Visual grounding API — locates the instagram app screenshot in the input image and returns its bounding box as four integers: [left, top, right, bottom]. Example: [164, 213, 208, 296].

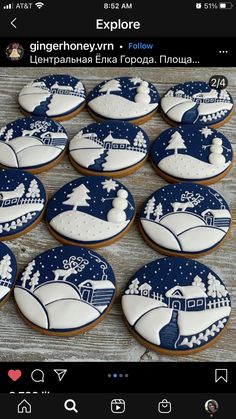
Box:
[0, 1, 235, 417]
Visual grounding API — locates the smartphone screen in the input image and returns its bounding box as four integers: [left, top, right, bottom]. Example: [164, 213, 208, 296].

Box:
[0, 1, 235, 418]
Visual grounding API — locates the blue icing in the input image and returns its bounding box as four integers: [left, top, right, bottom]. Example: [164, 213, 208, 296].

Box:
[14, 246, 115, 332]
[87, 77, 160, 120]
[139, 182, 231, 255]
[0, 169, 46, 238]
[46, 176, 135, 245]
[0, 117, 68, 170]
[0, 242, 17, 304]
[150, 125, 232, 182]
[161, 81, 233, 125]
[20, 74, 86, 117]
[70, 120, 149, 173]
[122, 257, 231, 352]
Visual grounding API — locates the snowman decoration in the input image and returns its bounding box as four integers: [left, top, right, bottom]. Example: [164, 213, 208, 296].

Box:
[202, 137, 231, 167]
[129, 78, 152, 104]
[107, 189, 129, 223]
[209, 138, 225, 166]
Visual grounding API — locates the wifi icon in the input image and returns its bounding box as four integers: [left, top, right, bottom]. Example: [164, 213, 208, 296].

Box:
[35, 2, 44, 9]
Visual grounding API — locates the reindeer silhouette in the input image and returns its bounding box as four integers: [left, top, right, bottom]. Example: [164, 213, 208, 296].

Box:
[171, 192, 204, 212]
[52, 256, 87, 281]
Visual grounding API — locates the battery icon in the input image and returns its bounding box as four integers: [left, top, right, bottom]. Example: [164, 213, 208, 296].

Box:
[219, 2, 234, 9]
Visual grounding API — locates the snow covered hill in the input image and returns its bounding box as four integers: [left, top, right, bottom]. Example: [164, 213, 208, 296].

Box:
[158, 154, 231, 180]
[89, 94, 157, 119]
[50, 210, 130, 242]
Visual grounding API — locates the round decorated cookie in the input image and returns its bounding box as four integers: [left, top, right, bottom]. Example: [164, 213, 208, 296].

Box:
[46, 176, 135, 247]
[69, 120, 149, 177]
[0, 169, 47, 240]
[139, 183, 231, 257]
[14, 246, 115, 335]
[0, 117, 68, 173]
[18, 75, 86, 121]
[87, 77, 160, 123]
[161, 81, 234, 127]
[0, 242, 17, 308]
[122, 257, 231, 355]
[150, 125, 233, 184]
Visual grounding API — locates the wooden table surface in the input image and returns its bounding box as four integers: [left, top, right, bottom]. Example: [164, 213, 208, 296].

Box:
[0, 67, 235, 362]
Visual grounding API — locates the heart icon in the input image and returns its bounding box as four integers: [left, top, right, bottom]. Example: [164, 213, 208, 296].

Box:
[8, 369, 22, 382]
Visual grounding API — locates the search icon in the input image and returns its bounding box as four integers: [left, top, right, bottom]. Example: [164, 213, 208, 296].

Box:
[64, 399, 78, 413]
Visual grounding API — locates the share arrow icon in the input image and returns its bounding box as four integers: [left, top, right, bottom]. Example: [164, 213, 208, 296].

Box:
[54, 369, 67, 382]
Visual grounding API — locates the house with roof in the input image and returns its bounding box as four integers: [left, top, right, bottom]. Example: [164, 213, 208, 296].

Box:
[165, 285, 207, 311]
[139, 282, 152, 298]
[103, 132, 130, 150]
[201, 208, 231, 229]
[78, 280, 115, 306]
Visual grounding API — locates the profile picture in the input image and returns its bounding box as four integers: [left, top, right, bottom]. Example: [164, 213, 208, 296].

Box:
[205, 399, 219, 415]
[6, 42, 24, 61]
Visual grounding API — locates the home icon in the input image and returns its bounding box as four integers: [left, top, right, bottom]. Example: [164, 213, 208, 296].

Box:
[17, 399, 32, 414]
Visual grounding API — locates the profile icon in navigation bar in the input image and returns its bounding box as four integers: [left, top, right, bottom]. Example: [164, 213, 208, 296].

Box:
[205, 400, 219, 417]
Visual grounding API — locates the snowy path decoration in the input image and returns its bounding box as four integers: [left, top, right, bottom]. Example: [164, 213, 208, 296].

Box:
[161, 81, 233, 126]
[46, 176, 135, 247]
[122, 257, 231, 354]
[18, 75, 86, 119]
[140, 183, 231, 256]
[87, 77, 160, 121]
[69, 120, 149, 175]
[0, 242, 17, 305]
[150, 125, 232, 183]
[0, 169, 46, 239]
[0, 117, 68, 171]
[14, 246, 115, 334]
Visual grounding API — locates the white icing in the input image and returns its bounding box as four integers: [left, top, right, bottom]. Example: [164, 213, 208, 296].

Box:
[17, 146, 62, 167]
[167, 101, 198, 122]
[161, 97, 193, 113]
[34, 282, 80, 306]
[178, 306, 231, 336]
[160, 212, 207, 235]
[102, 149, 146, 171]
[19, 88, 51, 112]
[107, 208, 126, 223]
[101, 179, 119, 193]
[6, 136, 42, 153]
[210, 145, 223, 154]
[112, 197, 128, 210]
[158, 154, 230, 179]
[166, 285, 207, 299]
[117, 189, 128, 199]
[46, 299, 100, 329]
[14, 287, 49, 329]
[70, 149, 105, 169]
[198, 102, 233, 115]
[0, 203, 44, 223]
[46, 94, 84, 116]
[0, 142, 18, 167]
[122, 294, 167, 326]
[88, 94, 157, 119]
[69, 136, 103, 150]
[141, 219, 181, 251]
[134, 307, 173, 346]
[50, 210, 130, 242]
[0, 285, 11, 299]
[212, 138, 222, 145]
[178, 226, 226, 252]
[209, 153, 226, 166]
[134, 93, 151, 104]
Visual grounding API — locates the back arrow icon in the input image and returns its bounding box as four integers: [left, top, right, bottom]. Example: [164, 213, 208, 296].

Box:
[11, 18, 17, 29]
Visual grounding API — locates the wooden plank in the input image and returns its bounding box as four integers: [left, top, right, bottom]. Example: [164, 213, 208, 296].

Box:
[0, 67, 235, 362]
